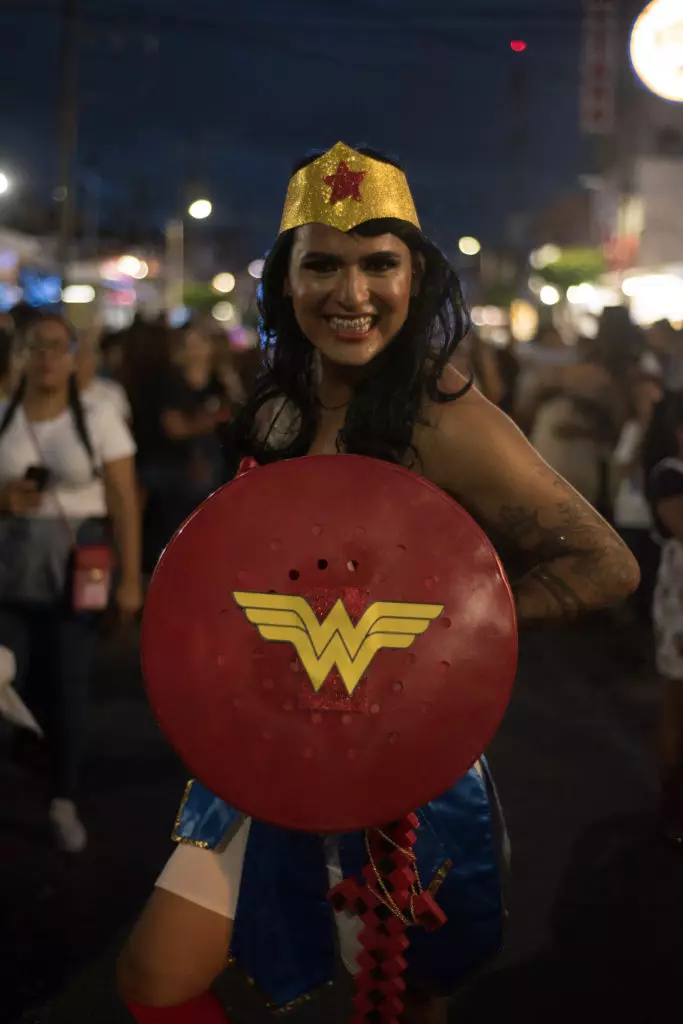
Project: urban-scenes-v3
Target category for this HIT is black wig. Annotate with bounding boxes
[233,148,471,467]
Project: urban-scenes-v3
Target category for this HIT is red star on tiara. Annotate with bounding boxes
[323,161,366,205]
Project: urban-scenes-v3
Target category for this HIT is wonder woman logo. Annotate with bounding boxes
[234,591,444,696]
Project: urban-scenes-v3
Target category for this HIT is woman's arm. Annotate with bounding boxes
[422,378,640,628]
[102,455,143,617]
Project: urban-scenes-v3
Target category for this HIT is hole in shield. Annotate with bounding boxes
[318,559,328,570]
[289,569,300,580]
[347,559,359,572]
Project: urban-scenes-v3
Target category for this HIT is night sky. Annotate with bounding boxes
[1,0,590,258]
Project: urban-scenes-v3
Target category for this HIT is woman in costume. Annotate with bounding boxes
[118,144,639,1023]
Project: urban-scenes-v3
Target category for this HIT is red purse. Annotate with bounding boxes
[26,419,115,613]
[72,543,114,611]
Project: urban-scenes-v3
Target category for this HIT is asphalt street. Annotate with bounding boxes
[1,618,681,1024]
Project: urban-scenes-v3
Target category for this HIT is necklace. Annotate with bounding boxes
[315,396,349,412]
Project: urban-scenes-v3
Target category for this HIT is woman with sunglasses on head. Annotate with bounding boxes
[0,313,142,852]
[118,145,639,1024]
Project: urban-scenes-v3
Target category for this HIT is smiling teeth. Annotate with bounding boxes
[329,316,374,333]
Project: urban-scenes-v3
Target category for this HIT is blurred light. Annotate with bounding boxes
[622,277,639,297]
[100,260,121,281]
[105,288,136,306]
[62,284,95,304]
[212,300,235,323]
[630,0,683,104]
[482,306,507,327]
[471,307,486,327]
[188,198,212,220]
[578,314,599,339]
[0,284,22,311]
[168,306,190,328]
[530,244,562,269]
[540,285,561,306]
[0,172,10,196]
[567,282,597,306]
[228,326,257,350]
[510,299,538,343]
[458,236,481,256]
[510,40,527,53]
[624,273,683,326]
[117,255,148,280]
[248,259,265,280]
[212,272,236,294]
[528,275,546,296]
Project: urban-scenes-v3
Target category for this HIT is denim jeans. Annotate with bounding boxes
[0,604,99,799]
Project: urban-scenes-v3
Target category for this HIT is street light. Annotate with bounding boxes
[0,172,10,196]
[630,0,683,104]
[188,198,212,220]
[458,236,481,256]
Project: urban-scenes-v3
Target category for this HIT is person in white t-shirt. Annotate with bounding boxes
[0,313,142,853]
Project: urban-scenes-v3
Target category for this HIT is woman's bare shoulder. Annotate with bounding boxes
[418,362,546,500]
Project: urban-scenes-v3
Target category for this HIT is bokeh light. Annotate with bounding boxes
[62,284,95,304]
[458,236,481,256]
[212,272,236,294]
[188,198,212,220]
[540,284,561,306]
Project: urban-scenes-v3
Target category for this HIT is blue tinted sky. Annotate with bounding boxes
[1,0,591,254]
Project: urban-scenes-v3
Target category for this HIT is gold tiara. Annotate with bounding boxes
[278,142,420,236]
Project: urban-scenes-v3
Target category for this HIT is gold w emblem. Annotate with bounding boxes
[233,591,444,696]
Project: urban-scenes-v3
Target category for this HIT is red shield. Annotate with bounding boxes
[142,455,517,833]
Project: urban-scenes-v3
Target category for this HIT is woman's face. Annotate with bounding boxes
[286,224,416,368]
[25,319,75,392]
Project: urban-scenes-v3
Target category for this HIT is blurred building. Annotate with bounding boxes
[582,0,683,324]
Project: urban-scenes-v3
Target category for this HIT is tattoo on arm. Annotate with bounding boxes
[512,565,590,622]
[497,494,636,625]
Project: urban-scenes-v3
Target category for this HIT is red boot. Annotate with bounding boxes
[125,992,232,1022]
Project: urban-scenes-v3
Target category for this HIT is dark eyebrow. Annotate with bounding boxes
[299,249,403,262]
[300,251,344,262]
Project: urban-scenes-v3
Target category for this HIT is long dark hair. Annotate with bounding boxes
[233,147,471,466]
[642,392,683,504]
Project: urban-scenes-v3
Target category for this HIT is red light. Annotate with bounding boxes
[510,40,527,52]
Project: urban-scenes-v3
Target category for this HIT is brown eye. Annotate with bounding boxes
[364,256,401,272]
[302,258,337,274]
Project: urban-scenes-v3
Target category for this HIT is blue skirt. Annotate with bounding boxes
[173,763,506,1011]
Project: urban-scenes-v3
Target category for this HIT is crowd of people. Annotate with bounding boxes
[0,306,254,852]
[0,296,681,858]
[463,309,683,845]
